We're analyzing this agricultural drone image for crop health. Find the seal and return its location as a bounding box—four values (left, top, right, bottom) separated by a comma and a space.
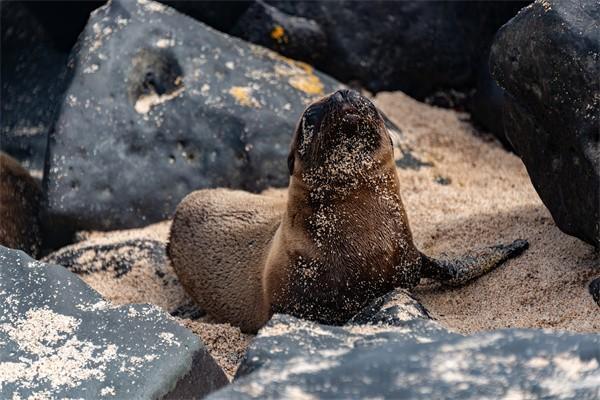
168, 89, 529, 333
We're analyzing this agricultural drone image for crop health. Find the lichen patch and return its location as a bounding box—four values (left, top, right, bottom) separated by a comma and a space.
229, 86, 262, 108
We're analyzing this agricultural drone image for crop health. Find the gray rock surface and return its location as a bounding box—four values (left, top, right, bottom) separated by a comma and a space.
43, 0, 344, 239
209, 289, 600, 399
490, 0, 600, 247
0, 245, 228, 399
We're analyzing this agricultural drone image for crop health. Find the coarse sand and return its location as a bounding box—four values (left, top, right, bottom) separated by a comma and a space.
373, 91, 599, 333
70, 91, 598, 378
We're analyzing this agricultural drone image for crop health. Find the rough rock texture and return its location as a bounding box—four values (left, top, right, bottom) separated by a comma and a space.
0, 153, 42, 257
43, 0, 343, 240
490, 0, 600, 247
42, 221, 253, 378
230, 1, 527, 97
0, 2, 69, 171
231, 1, 327, 65
209, 289, 600, 399
0, 245, 228, 399
42, 234, 189, 316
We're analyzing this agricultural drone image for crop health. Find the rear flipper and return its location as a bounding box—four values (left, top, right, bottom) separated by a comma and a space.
421, 239, 529, 287
590, 278, 600, 307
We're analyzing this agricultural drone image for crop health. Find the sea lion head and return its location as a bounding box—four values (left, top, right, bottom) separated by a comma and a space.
288, 89, 393, 189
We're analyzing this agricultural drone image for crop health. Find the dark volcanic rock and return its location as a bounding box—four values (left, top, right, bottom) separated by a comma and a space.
490, 0, 600, 246
43, 0, 345, 238
0, 245, 228, 399
0, 2, 69, 171
231, 1, 528, 97
467, 52, 512, 149
0, 153, 42, 257
231, 1, 327, 64
209, 289, 600, 399
163, 1, 251, 32
22, 1, 106, 52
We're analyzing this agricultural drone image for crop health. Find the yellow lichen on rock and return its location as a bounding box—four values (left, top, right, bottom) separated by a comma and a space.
229, 86, 262, 108
271, 25, 287, 43
274, 58, 324, 96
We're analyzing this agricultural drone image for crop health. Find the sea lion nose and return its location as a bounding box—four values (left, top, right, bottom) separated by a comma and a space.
329, 89, 359, 104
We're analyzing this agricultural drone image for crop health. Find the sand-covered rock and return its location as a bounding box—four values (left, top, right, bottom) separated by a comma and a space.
210, 300, 600, 399
43, 222, 252, 379
490, 0, 600, 247
0, 153, 42, 257
43, 0, 343, 239
0, 245, 228, 399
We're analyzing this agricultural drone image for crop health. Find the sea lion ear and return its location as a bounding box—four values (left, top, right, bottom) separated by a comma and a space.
287, 151, 295, 175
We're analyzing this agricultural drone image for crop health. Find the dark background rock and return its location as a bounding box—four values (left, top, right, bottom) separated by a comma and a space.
231, 0, 327, 65
209, 290, 600, 399
467, 51, 512, 149
0, 1, 70, 171
231, 1, 528, 98
0, 153, 42, 257
490, 0, 600, 247
0, 245, 228, 399
162, 0, 251, 32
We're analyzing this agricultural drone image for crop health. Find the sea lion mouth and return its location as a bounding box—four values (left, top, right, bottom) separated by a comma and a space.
289, 89, 387, 178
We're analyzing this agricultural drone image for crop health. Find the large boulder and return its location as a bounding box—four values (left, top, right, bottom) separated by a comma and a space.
43, 0, 344, 240
209, 289, 600, 399
0, 153, 42, 257
490, 0, 600, 247
231, 1, 527, 97
0, 245, 228, 399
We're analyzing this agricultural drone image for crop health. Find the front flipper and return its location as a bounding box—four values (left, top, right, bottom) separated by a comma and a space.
420, 239, 529, 287
590, 278, 600, 307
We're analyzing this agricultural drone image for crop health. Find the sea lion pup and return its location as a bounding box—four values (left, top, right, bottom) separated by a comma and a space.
168, 89, 529, 333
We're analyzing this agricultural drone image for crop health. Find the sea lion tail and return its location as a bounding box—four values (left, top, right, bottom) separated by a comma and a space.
420, 239, 529, 287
